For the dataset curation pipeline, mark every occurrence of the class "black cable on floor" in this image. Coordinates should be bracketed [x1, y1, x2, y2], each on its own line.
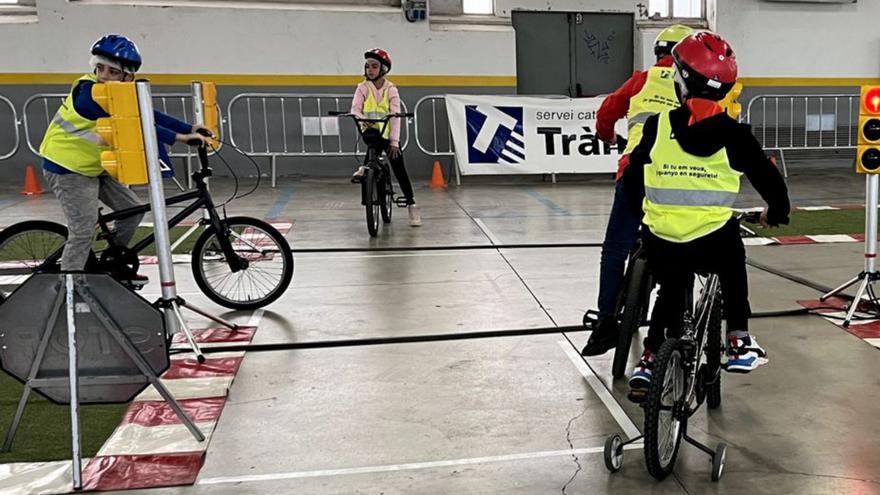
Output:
[173, 324, 586, 355]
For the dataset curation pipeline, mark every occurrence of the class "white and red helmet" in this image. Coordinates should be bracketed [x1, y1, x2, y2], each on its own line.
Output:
[672, 31, 737, 101]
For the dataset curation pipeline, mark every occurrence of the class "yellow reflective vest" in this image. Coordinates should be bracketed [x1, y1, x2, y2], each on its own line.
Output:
[624, 66, 679, 155]
[39, 74, 108, 177]
[363, 82, 392, 140]
[642, 112, 742, 243]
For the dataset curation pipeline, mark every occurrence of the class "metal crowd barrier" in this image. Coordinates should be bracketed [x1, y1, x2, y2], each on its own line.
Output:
[0, 95, 20, 161]
[226, 93, 411, 187]
[744, 93, 860, 177]
[22, 92, 223, 158]
[413, 94, 460, 185]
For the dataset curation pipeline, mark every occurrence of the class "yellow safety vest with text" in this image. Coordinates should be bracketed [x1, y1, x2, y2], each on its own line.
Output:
[39, 74, 108, 177]
[363, 82, 392, 140]
[642, 112, 742, 243]
[624, 66, 679, 155]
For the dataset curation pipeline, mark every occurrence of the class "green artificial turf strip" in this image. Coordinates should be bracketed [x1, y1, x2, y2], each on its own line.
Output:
[0, 373, 127, 463]
[748, 209, 866, 237]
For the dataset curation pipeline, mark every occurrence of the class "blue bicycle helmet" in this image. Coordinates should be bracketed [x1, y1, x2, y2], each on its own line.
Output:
[91, 34, 142, 73]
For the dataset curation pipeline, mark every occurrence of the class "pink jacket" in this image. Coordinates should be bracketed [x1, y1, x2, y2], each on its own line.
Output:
[350, 79, 401, 146]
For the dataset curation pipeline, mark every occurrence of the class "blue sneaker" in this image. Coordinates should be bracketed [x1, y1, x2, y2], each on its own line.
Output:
[627, 350, 654, 403]
[724, 334, 769, 373]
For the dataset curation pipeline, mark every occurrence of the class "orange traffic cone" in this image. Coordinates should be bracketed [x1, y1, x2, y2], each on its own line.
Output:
[429, 160, 447, 189]
[21, 164, 44, 195]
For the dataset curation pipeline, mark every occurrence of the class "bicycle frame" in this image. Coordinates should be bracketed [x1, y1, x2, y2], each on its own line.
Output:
[48, 148, 247, 273]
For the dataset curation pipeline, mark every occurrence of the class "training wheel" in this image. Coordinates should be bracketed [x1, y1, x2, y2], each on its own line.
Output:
[711, 443, 727, 481]
[604, 435, 623, 473]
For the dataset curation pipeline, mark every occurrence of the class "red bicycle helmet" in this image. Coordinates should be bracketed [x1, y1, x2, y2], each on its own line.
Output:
[365, 48, 392, 72]
[672, 32, 737, 101]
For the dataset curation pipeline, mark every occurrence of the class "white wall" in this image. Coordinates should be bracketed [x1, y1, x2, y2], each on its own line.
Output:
[0, 0, 653, 76]
[716, 0, 876, 78]
[0, 0, 874, 78]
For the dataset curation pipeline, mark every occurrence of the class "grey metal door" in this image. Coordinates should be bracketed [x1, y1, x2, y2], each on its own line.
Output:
[513, 11, 634, 97]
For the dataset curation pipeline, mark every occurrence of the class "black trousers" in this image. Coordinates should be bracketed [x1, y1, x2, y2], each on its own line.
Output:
[377, 137, 414, 204]
[643, 218, 750, 352]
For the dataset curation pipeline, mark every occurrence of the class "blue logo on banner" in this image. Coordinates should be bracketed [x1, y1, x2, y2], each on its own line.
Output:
[465, 105, 525, 164]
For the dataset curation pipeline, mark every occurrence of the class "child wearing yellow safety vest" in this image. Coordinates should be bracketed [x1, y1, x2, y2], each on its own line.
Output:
[622, 32, 790, 403]
[350, 48, 421, 227]
[40, 34, 212, 285]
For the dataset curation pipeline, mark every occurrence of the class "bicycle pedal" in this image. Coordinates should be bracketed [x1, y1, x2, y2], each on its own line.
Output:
[394, 197, 409, 208]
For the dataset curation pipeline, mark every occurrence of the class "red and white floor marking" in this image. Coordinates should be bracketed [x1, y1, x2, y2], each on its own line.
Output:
[0, 311, 262, 494]
[799, 297, 880, 350]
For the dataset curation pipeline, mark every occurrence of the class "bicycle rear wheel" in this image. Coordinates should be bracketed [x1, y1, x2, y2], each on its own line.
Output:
[364, 168, 380, 237]
[191, 216, 294, 310]
[0, 220, 68, 299]
[380, 169, 393, 223]
[612, 255, 650, 379]
[644, 338, 686, 481]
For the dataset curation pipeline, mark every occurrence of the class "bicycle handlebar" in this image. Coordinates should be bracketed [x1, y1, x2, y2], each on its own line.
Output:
[328, 111, 413, 123]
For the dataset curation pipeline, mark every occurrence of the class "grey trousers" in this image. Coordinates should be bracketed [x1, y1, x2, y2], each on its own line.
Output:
[44, 170, 144, 271]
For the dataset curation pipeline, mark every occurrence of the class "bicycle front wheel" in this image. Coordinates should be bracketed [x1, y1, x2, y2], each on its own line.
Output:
[364, 167, 380, 237]
[705, 293, 724, 409]
[613, 255, 650, 379]
[191, 217, 294, 310]
[644, 338, 686, 481]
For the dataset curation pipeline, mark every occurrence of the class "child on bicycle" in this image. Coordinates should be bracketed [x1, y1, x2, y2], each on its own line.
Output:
[40, 34, 212, 284]
[622, 31, 790, 403]
[581, 25, 693, 357]
[350, 48, 421, 227]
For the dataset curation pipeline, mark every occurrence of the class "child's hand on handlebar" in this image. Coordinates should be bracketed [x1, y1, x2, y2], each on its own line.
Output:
[759, 208, 770, 228]
[191, 124, 215, 138]
[176, 132, 212, 147]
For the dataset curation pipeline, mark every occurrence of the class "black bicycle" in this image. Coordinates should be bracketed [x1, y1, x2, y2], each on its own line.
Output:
[0, 142, 294, 310]
[603, 212, 762, 481]
[329, 111, 412, 237]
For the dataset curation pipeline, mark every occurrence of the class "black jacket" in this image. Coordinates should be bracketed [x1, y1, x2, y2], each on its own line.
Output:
[622, 106, 791, 226]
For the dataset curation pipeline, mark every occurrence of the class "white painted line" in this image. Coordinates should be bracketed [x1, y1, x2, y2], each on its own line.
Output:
[198, 444, 643, 486]
[97, 422, 215, 456]
[821, 312, 879, 326]
[248, 309, 264, 328]
[743, 237, 776, 246]
[806, 234, 859, 244]
[135, 376, 234, 401]
[736, 207, 765, 213]
[473, 218, 502, 246]
[558, 341, 641, 440]
[865, 338, 880, 348]
[171, 350, 246, 361]
[799, 206, 838, 211]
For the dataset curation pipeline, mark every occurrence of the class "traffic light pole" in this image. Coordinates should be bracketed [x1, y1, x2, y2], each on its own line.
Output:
[136, 81, 206, 362]
[821, 173, 880, 326]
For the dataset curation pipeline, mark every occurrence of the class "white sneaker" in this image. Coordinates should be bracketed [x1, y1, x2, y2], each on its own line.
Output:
[351, 166, 367, 183]
[408, 204, 422, 227]
[724, 334, 769, 373]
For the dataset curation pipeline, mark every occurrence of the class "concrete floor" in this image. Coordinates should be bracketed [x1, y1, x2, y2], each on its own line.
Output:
[1, 164, 878, 494]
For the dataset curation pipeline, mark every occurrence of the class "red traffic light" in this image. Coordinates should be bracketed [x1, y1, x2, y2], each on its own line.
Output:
[863, 86, 880, 115]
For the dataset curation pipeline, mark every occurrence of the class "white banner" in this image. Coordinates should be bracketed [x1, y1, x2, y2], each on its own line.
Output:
[445, 94, 627, 175]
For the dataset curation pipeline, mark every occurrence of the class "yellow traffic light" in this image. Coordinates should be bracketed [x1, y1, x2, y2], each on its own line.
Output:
[857, 85, 880, 174]
[92, 82, 148, 184]
[719, 82, 743, 120]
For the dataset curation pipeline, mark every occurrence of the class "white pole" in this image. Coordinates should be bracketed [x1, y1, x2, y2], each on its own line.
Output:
[137, 81, 179, 336]
[65, 274, 83, 490]
[865, 174, 878, 273]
